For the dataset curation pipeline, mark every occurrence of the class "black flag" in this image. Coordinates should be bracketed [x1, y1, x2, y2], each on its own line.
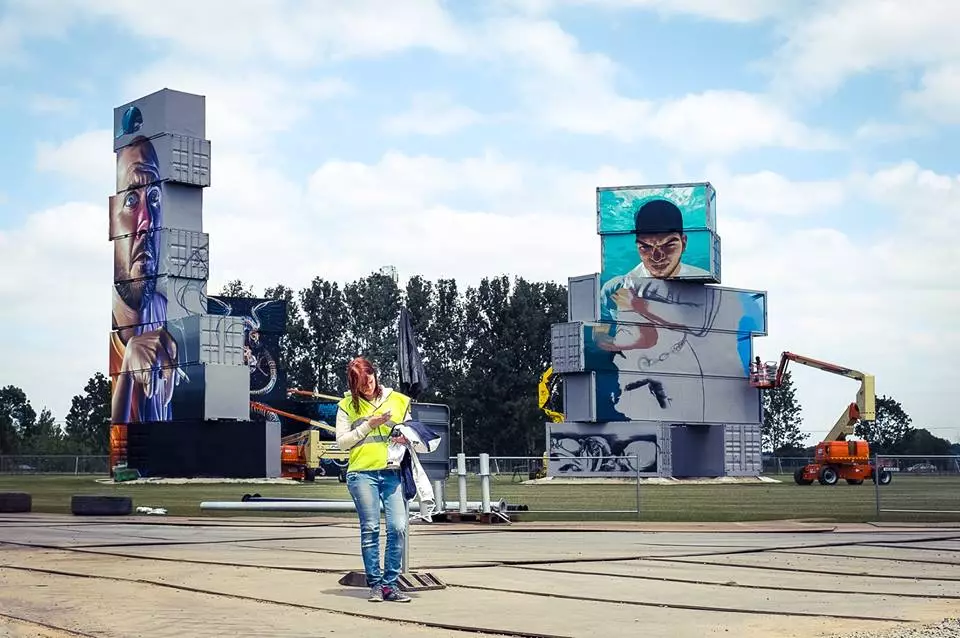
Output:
[397, 306, 429, 400]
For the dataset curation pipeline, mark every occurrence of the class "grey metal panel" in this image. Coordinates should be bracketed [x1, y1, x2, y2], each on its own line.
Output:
[199, 315, 245, 366]
[713, 233, 722, 285]
[112, 228, 209, 282]
[111, 276, 207, 331]
[591, 371, 762, 424]
[203, 364, 250, 420]
[158, 314, 245, 367]
[562, 372, 596, 422]
[597, 274, 765, 329]
[264, 420, 281, 478]
[169, 134, 211, 187]
[658, 423, 672, 477]
[411, 402, 449, 425]
[410, 402, 451, 483]
[547, 420, 661, 478]
[114, 88, 205, 151]
[723, 423, 763, 476]
[567, 273, 600, 322]
[163, 229, 209, 280]
[115, 133, 211, 193]
[551, 322, 584, 373]
[556, 321, 761, 379]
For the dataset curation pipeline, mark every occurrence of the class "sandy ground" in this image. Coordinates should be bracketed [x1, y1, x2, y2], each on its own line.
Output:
[1, 514, 959, 637]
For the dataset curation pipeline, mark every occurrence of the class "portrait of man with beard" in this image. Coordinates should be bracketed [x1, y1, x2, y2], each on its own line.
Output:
[109, 135, 182, 424]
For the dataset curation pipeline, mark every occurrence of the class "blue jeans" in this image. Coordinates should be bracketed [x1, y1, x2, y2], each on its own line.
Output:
[345, 469, 407, 588]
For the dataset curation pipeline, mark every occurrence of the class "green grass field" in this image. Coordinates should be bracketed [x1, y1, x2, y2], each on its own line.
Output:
[3, 473, 960, 523]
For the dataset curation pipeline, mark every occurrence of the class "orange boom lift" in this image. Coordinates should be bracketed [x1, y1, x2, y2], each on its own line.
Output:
[251, 397, 349, 482]
[749, 352, 892, 487]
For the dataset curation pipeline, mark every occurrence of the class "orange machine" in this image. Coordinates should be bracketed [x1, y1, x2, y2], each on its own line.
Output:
[749, 352, 892, 486]
[251, 401, 348, 482]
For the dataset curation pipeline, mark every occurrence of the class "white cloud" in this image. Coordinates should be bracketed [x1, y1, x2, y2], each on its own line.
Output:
[5, 130, 959, 444]
[486, 17, 832, 155]
[6, 0, 830, 156]
[382, 92, 485, 136]
[854, 120, 930, 144]
[28, 94, 78, 114]
[768, 0, 960, 98]
[644, 90, 838, 155]
[121, 60, 353, 152]
[0, 201, 110, 418]
[719, 161, 959, 443]
[902, 64, 960, 124]
[704, 164, 846, 216]
[496, 0, 801, 22]
[12, 0, 469, 66]
[35, 129, 113, 192]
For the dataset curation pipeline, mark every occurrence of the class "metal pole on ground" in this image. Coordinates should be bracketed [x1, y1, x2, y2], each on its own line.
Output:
[635, 454, 641, 520]
[402, 499, 410, 573]
[457, 453, 468, 514]
[479, 453, 491, 514]
[874, 453, 881, 519]
[432, 479, 444, 513]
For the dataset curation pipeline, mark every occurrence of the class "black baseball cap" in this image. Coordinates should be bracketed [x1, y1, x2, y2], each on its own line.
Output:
[634, 198, 684, 235]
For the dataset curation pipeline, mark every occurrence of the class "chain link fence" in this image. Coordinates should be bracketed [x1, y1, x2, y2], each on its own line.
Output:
[5, 452, 960, 522]
[762, 456, 815, 475]
[874, 455, 960, 519]
[0, 455, 110, 475]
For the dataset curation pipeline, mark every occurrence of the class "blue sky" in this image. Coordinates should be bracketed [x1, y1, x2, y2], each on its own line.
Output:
[0, 0, 957, 445]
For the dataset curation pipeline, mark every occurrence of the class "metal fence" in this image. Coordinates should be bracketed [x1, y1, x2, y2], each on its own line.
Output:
[0, 455, 110, 475]
[442, 454, 642, 517]
[874, 455, 960, 518]
[6, 452, 960, 522]
[762, 456, 815, 474]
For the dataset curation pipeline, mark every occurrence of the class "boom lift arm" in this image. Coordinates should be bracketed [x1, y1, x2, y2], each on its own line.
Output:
[750, 352, 875, 441]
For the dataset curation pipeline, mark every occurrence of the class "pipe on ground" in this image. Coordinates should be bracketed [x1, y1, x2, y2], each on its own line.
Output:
[199, 499, 507, 513]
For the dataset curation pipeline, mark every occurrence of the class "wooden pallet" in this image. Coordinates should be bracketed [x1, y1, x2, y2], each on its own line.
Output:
[430, 510, 511, 524]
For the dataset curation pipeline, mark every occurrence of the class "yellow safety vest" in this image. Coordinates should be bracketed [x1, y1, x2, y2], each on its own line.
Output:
[338, 389, 411, 472]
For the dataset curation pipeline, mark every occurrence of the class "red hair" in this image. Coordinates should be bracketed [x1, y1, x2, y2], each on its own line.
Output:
[347, 357, 380, 411]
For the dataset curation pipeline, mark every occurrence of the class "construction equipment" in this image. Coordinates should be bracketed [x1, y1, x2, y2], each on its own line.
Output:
[538, 367, 565, 424]
[535, 368, 565, 480]
[749, 352, 892, 487]
[250, 400, 349, 482]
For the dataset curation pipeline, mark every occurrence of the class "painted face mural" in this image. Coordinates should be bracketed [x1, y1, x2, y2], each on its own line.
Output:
[111, 137, 163, 312]
[598, 184, 720, 286]
[110, 135, 182, 425]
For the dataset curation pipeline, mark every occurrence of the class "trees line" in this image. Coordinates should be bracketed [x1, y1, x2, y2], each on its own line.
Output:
[1, 271, 953, 458]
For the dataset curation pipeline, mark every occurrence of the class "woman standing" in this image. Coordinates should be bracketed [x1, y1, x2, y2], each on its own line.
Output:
[335, 356, 413, 603]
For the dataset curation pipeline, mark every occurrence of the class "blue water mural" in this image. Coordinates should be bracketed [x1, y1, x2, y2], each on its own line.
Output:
[597, 184, 720, 284]
[597, 183, 715, 234]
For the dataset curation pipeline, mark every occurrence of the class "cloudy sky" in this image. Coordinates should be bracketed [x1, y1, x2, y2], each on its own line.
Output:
[0, 0, 957, 445]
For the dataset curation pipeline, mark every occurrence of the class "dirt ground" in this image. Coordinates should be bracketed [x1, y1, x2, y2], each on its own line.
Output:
[1, 514, 959, 637]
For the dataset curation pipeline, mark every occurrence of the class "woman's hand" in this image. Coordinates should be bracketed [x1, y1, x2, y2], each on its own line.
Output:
[367, 411, 392, 428]
[391, 433, 409, 446]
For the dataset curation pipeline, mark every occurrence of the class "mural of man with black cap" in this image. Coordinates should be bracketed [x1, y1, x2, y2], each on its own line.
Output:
[629, 198, 710, 279]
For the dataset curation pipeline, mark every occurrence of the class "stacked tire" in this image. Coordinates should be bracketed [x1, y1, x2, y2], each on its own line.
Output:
[0, 492, 31, 513]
